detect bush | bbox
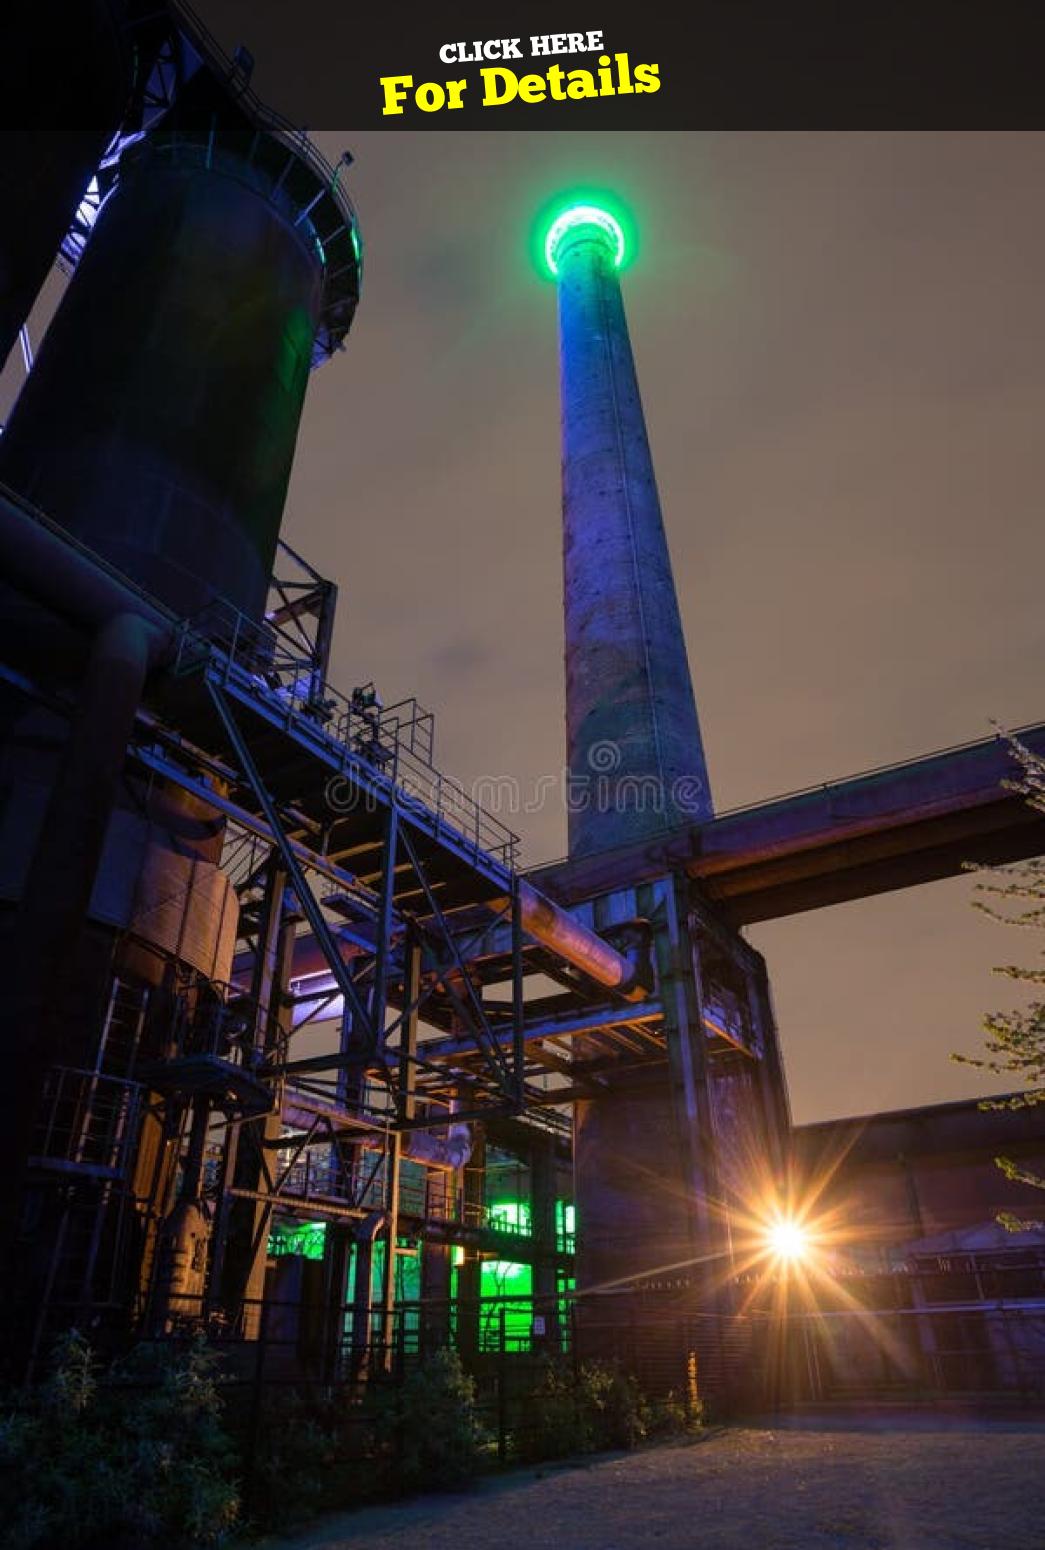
[516,1358,595,1461]
[245,1388,338,1530]
[646,1388,702,1437]
[518,1359,699,1464]
[581,1361,649,1450]
[246,1384,392,1530]
[375,1348,487,1493]
[0,1333,240,1550]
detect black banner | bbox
[189,0,1045,128]
[6,0,1045,129]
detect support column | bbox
[456,1125,486,1365]
[220,865,292,1336]
[573,877,720,1304]
[744,962,791,1185]
[348,1215,383,1381]
[531,1132,560,1350]
[320,1222,354,1380]
[420,1239,453,1356]
[375,922,419,1372]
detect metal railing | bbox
[59,0,363,321]
[171,600,519,870]
[0,483,518,872]
[169,0,361,252]
[270,1138,573,1251]
[32,1067,144,1178]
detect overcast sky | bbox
[7,130,1044,1125]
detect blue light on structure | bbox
[544,204,626,277]
[545,184,713,856]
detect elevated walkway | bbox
[530,724,1045,923]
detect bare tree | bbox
[954,731,1045,1227]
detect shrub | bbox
[244,1384,389,1530]
[246,1390,334,1529]
[518,1359,699,1464]
[0,1333,240,1550]
[580,1361,649,1450]
[646,1388,702,1437]
[375,1348,487,1492]
[516,1358,594,1461]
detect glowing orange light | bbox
[766,1217,809,1262]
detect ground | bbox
[264,1415,1045,1550]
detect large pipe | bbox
[513,880,649,1000]
[281,881,650,1015]
[251,881,650,1011]
[0,482,174,659]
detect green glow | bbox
[482,1259,533,1293]
[269,1220,327,1260]
[480,1259,533,1350]
[533,190,637,281]
[558,1269,576,1352]
[345,1236,421,1306]
[556,1199,576,1252]
[545,204,625,276]
[486,1196,576,1250]
[488,1199,531,1235]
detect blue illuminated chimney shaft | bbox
[553,206,712,857]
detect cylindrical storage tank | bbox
[0,132,327,623]
[0,703,238,1036]
[0,0,139,370]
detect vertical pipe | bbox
[379,1136,402,1373]
[511,877,526,1106]
[371,806,399,1052]
[399,929,421,1124]
[531,1132,559,1348]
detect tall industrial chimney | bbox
[549,202,713,858]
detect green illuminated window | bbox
[488,1199,532,1236]
[557,1269,575,1352]
[479,1260,533,1351]
[556,1199,576,1253]
[268,1220,327,1260]
[344,1236,423,1351]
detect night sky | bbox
[5,131,1044,1124]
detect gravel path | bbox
[264,1416,1045,1550]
